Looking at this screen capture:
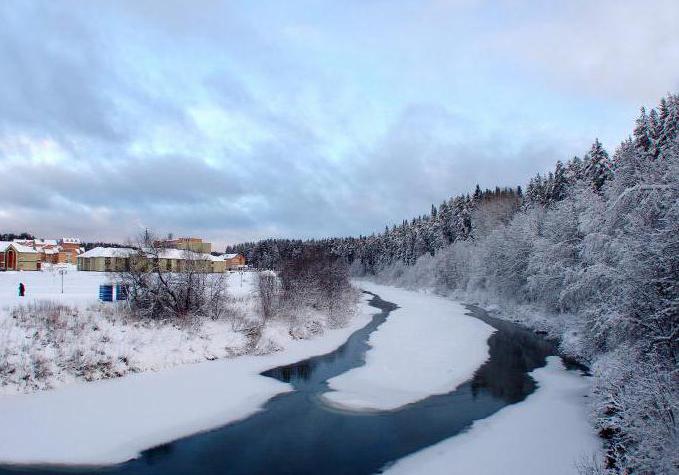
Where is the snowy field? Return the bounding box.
[384,356,601,475]
[322,281,495,411]
[0,265,105,308]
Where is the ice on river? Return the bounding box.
[322,282,495,411]
[383,356,601,475]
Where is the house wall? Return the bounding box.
[211,260,227,273]
[78,257,109,272]
[16,251,40,271]
[225,255,246,269]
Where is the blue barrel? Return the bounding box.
[99,284,113,302]
[115,284,128,301]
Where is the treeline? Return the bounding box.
[0,232,34,241]
[225,186,522,272]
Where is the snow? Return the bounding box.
[0,293,373,466]
[0,241,38,253]
[78,246,135,258]
[0,269,368,465]
[0,267,113,309]
[383,356,601,475]
[322,281,495,411]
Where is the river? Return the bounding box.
[0,291,575,475]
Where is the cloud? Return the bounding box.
[489,0,679,103]
[0,0,673,248]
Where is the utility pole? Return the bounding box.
[59,268,67,294]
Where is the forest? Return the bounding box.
[227,94,678,474]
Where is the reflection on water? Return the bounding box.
[0,293,563,475]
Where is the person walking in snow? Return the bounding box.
[18,282,25,297]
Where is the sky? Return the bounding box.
[1,0,678,249]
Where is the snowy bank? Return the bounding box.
[0,271,259,395]
[384,356,601,475]
[0,294,373,466]
[322,282,495,411]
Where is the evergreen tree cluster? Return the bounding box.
[227,187,522,274]
[0,232,35,242]
[370,94,679,473]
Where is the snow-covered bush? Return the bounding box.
[0,298,251,395]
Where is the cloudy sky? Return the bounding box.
[1,0,678,248]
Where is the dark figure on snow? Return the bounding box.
[18,282,25,297]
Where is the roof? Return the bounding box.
[79,247,135,258]
[221,253,240,259]
[1,241,38,253]
[79,247,221,262]
[61,238,81,244]
[147,248,219,262]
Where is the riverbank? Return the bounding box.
[0,293,375,466]
[383,356,601,475]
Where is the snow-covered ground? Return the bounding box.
[0,265,106,308]
[0,269,261,395]
[0,294,374,466]
[322,281,495,411]
[383,356,601,475]
[0,268,372,466]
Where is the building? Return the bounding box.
[12,238,83,266]
[77,247,135,272]
[0,241,41,271]
[57,238,82,264]
[220,253,246,270]
[153,237,211,254]
[77,246,229,273]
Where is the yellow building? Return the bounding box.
[78,246,229,273]
[0,242,41,271]
[77,247,135,272]
[154,237,211,254]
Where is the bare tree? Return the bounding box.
[257,270,279,323]
[117,231,227,321]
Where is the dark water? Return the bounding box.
[0,292,561,475]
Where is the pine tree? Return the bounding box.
[633,106,655,156]
[584,139,612,193]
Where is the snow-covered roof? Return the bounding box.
[79,247,135,258]
[221,253,240,259]
[61,238,81,244]
[43,248,58,255]
[155,248,189,260]
[146,248,220,262]
[1,241,38,253]
[79,246,223,262]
